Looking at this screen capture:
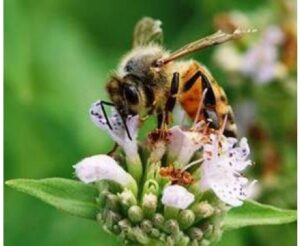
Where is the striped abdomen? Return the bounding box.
[178,61,237,137]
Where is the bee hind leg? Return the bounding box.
[199,71,220,130]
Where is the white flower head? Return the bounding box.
[200,134,256,207]
[167,126,203,166]
[213,44,242,72]
[161,185,195,209]
[240,26,284,84]
[90,100,139,158]
[74,155,136,190]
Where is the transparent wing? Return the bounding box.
[156,29,257,66]
[133,17,163,47]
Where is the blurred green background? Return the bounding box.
[4,0,296,245]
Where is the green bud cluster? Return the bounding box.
[96,189,226,245]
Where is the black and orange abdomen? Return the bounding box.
[179,61,237,137]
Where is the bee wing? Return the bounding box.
[133,17,163,47]
[156,29,257,65]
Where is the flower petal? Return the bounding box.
[74,155,135,187]
[161,185,195,209]
[168,126,203,166]
[200,134,256,207]
[200,159,256,206]
[89,100,140,159]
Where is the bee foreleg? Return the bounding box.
[157,110,164,129]
[165,72,180,124]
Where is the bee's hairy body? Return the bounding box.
[106,44,237,137]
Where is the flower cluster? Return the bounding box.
[212,7,296,85]
[73,101,256,245]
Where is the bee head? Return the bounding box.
[106,46,166,118]
[106,75,142,117]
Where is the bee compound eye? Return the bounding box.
[123,85,139,105]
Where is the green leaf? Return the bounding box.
[224,200,297,230]
[6,178,99,220]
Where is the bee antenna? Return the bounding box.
[120,115,132,141]
[98,100,132,140]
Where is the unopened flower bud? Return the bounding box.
[164,219,180,235]
[118,189,137,210]
[188,227,203,240]
[201,224,214,239]
[118,219,131,232]
[122,227,136,242]
[104,210,122,230]
[150,228,160,238]
[112,224,121,235]
[193,201,214,220]
[105,193,120,211]
[190,239,199,246]
[96,212,103,223]
[178,209,195,229]
[167,236,175,246]
[132,226,150,244]
[128,205,144,223]
[100,209,109,221]
[96,190,110,208]
[143,179,160,195]
[200,239,210,246]
[140,220,153,233]
[176,233,190,246]
[142,193,157,218]
[152,213,165,229]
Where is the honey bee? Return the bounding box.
[103,17,254,139]
[160,166,194,186]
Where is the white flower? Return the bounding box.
[200,134,256,207]
[167,126,203,166]
[161,185,195,209]
[235,100,257,136]
[240,26,284,84]
[74,155,137,193]
[213,44,242,72]
[90,100,140,162]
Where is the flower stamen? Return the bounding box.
[182,158,204,172]
[192,88,208,129]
